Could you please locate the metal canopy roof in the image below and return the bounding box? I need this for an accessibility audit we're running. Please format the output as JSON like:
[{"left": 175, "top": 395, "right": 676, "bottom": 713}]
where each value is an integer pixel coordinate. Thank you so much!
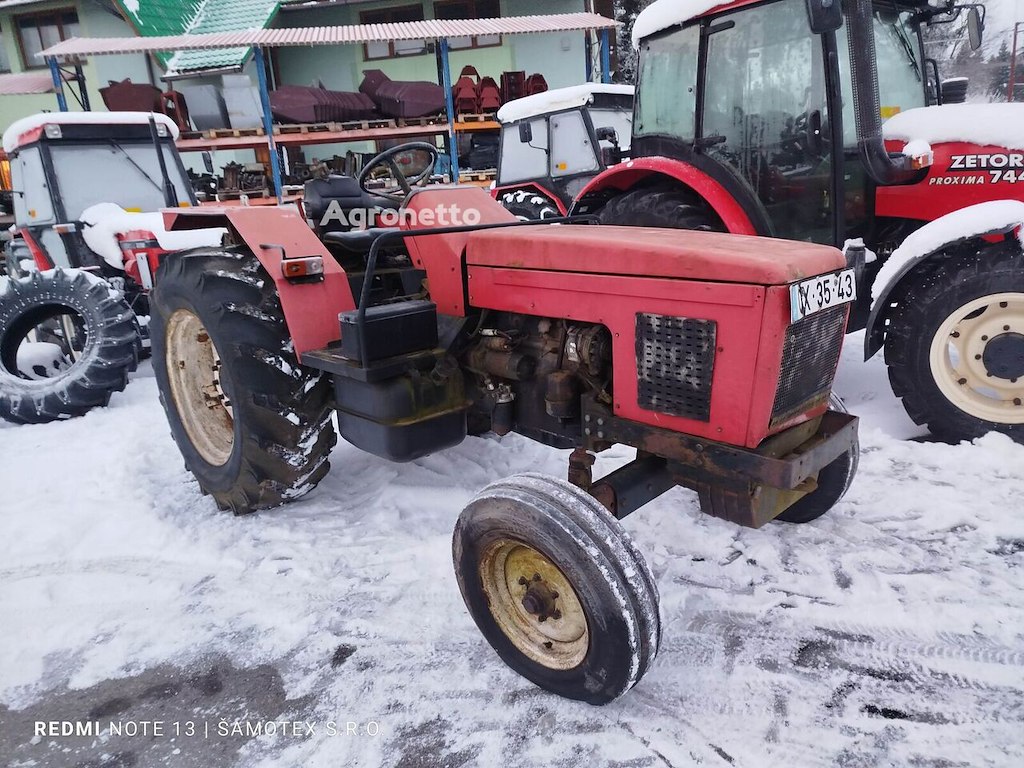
[
  {"left": 37, "top": 12, "right": 618, "bottom": 61},
  {"left": 0, "top": 71, "right": 57, "bottom": 96}
]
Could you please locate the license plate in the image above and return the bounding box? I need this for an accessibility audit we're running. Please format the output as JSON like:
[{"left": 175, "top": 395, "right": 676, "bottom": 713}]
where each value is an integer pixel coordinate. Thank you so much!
[{"left": 790, "top": 269, "right": 857, "bottom": 322}]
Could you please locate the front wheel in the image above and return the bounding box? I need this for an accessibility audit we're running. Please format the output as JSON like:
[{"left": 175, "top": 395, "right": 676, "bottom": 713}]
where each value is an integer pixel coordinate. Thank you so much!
[
  {"left": 454, "top": 474, "right": 661, "bottom": 704},
  {"left": 150, "top": 248, "right": 337, "bottom": 513},
  {"left": 885, "top": 244, "right": 1024, "bottom": 443}
]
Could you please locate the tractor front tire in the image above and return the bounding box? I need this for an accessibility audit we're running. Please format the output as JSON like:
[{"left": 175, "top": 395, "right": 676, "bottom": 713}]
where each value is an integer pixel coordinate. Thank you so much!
[
  {"left": 454, "top": 474, "right": 661, "bottom": 705},
  {"left": 884, "top": 243, "right": 1024, "bottom": 443},
  {"left": 150, "top": 248, "right": 337, "bottom": 514},
  {"left": 598, "top": 185, "right": 722, "bottom": 231},
  {"left": 0, "top": 269, "right": 138, "bottom": 424}
]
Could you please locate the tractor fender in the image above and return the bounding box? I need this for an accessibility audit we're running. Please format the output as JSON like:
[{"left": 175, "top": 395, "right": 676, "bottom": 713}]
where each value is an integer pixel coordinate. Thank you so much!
[
  {"left": 568, "top": 156, "right": 763, "bottom": 235},
  {"left": 864, "top": 200, "right": 1024, "bottom": 360},
  {"left": 162, "top": 206, "right": 355, "bottom": 357}
]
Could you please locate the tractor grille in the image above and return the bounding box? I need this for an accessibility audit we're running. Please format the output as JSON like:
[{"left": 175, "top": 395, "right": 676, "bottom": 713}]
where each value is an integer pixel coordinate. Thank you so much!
[
  {"left": 636, "top": 313, "right": 716, "bottom": 421},
  {"left": 771, "top": 306, "right": 847, "bottom": 426}
]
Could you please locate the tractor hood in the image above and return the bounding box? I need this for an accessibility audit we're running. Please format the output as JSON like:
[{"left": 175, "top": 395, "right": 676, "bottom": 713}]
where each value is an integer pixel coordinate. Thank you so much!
[
  {"left": 876, "top": 105, "right": 1024, "bottom": 223},
  {"left": 465, "top": 226, "right": 845, "bottom": 286},
  {"left": 882, "top": 104, "right": 1024, "bottom": 151}
]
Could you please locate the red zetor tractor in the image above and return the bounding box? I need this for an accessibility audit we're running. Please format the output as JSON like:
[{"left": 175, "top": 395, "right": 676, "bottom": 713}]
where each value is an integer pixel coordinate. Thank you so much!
[
  {"left": 0, "top": 112, "right": 221, "bottom": 424},
  {"left": 572, "top": 0, "right": 1024, "bottom": 443},
  {"left": 148, "top": 142, "right": 859, "bottom": 704},
  {"left": 492, "top": 83, "right": 634, "bottom": 219}
]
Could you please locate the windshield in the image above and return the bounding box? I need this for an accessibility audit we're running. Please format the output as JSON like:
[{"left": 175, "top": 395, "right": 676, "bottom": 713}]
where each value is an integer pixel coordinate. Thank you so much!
[
  {"left": 47, "top": 142, "right": 192, "bottom": 221},
  {"left": 635, "top": 24, "right": 700, "bottom": 140},
  {"left": 589, "top": 108, "right": 633, "bottom": 152},
  {"left": 837, "top": 7, "right": 926, "bottom": 147}
]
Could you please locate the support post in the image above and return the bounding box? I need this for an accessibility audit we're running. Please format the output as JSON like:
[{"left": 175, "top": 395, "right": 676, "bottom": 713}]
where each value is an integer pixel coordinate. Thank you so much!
[
  {"left": 47, "top": 57, "right": 68, "bottom": 112},
  {"left": 253, "top": 46, "right": 283, "bottom": 203},
  {"left": 438, "top": 37, "right": 460, "bottom": 183},
  {"left": 600, "top": 29, "right": 611, "bottom": 84},
  {"left": 1010, "top": 22, "right": 1021, "bottom": 103}
]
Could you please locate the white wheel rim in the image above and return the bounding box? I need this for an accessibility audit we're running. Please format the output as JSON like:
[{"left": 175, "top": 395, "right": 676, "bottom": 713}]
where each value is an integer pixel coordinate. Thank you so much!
[
  {"left": 928, "top": 292, "right": 1024, "bottom": 425},
  {"left": 479, "top": 539, "right": 589, "bottom": 670},
  {"left": 165, "top": 309, "right": 235, "bottom": 466}
]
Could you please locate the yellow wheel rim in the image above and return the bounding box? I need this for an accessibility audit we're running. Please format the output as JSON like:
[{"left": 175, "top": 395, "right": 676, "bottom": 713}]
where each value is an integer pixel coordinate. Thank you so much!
[
  {"left": 165, "top": 309, "right": 235, "bottom": 466},
  {"left": 478, "top": 539, "right": 589, "bottom": 670},
  {"left": 928, "top": 292, "right": 1024, "bottom": 425}
]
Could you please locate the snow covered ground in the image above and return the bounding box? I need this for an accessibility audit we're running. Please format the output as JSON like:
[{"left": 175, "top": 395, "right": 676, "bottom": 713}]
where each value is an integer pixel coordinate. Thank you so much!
[{"left": 1, "top": 331, "right": 1023, "bottom": 767}]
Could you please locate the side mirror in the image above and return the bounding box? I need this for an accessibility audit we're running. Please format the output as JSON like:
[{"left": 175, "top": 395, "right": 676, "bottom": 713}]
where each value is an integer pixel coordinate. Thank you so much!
[
  {"left": 967, "top": 7, "right": 983, "bottom": 51},
  {"left": 595, "top": 126, "right": 619, "bottom": 144},
  {"left": 805, "top": 0, "right": 843, "bottom": 34},
  {"left": 518, "top": 122, "right": 533, "bottom": 143},
  {"left": 202, "top": 151, "right": 214, "bottom": 174}
]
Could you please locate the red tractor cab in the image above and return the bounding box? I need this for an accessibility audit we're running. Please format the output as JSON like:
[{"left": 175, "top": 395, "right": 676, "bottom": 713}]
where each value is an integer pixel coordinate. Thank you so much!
[
  {"left": 493, "top": 83, "right": 633, "bottom": 218},
  {"left": 573, "top": 0, "right": 1024, "bottom": 444}
]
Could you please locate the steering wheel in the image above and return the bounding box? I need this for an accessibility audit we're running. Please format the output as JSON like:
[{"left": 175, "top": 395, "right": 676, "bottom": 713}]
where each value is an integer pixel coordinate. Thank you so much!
[{"left": 357, "top": 142, "right": 440, "bottom": 204}]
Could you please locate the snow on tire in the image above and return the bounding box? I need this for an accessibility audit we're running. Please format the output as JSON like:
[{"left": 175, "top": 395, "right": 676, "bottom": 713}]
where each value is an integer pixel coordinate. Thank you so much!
[
  {"left": 453, "top": 473, "right": 660, "bottom": 705},
  {"left": 0, "top": 268, "right": 138, "bottom": 424},
  {"left": 150, "top": 248, "right": 337, "bottom": 514}
]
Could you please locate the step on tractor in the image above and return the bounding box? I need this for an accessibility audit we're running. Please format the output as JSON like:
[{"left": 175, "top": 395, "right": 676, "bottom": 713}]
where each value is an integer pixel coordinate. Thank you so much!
[
  {"left": 493, "top": 83, "right": 634, "bottom": 219},
  {"left": 568, "top": 0, "right": 1024, "bottom": 444},
  {"left": 148, "top": 140, "right": 860, "bottom": 703},
  {"left": 0, "top": 112, "right": 221, "bottom": 424}
]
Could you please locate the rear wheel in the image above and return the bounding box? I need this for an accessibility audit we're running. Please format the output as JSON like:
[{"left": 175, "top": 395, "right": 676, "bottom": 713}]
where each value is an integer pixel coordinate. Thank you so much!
[
  {"left": 885, "top": 244, "right": 1024, "bottom": 443},
  {"left": 454, "top": 474, "right": 660, "bottom": 704},
  {"left": 499, "top": 190, "right": 561, "bottom": 221},
  {"left": 150, "top": 248, "right": 337, "bottom": 513},
  {"left": 598, "top": 185, "right": 722, "bottom": 231},
  {"left": 0, "top": 269, "right": 138, "bottom": 424}
]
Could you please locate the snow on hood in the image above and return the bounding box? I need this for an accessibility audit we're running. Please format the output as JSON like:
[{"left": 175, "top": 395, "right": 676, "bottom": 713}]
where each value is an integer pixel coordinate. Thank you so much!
[
  {"left": 632, "top": 0, "right": 730, "bottom": 47},
  {"left": 2, "top": 112, "right": 180, "bottom": 154},
  {"left": 497, "top": 84, "right": 634, "bottom": 124},
  {"left": 871, "top": 200, "right": 1024, "bottom": 303},
  {"left": 882, "top": 104, "right": 1024, "bottom": 151},
  {"left": 80, "top": 203, "right": 225, "bottom": 270}
]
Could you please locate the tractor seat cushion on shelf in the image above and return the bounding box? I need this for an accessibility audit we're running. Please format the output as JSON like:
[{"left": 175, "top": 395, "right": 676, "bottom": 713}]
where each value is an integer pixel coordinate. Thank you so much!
[{"left": 323, "top": 228, "right": 391, "bottom": 255}]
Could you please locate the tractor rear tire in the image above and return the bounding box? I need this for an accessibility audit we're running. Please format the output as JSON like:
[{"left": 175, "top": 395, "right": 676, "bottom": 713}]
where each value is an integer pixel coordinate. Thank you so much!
[
  {"left": 454, "top": 473, "right": 661, "bottom": 705},
  {"left": 884, "top": 243, "right": 1024, "bottom": 443},
  {"left": 0, "top": 269, "right": 138, "bottom": 424},
  {"left": 499, "top": 190, "right": 561, "bottom": 221},
  {"left": 150, "top": 248, "right": 337, "bottom": 514},
  {"left": 598, "top": 185, "right": 722, "bottom": 231}
]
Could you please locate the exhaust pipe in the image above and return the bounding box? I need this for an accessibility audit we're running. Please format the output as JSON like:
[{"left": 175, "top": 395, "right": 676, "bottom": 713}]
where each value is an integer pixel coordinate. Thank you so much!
[{"left": 844, "top": 0, "right": 926, "bottom": 186}]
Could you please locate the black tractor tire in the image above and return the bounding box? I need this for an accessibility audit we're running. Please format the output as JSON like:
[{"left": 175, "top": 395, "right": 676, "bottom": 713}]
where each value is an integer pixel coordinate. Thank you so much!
[
  {"left": 499, "top": 190, "right": 561, "bottom": 221},
  {"left": 884, "top": 243, "right": 1024, "bottom": 443},
  {"left": 776, "top": 397, "right": 859, "bottom": 523},
  {"left": 598, "top": 185, "right": 723, "bottom": 231},
  {"left": 0, "top": 269, "right": 138, "bottom": 424},
  {"left": 454, "top": 473, "right": 661, "bottom": 705},
  {"left": 150, "top": 248, "right": 337, "bottom": 514}
]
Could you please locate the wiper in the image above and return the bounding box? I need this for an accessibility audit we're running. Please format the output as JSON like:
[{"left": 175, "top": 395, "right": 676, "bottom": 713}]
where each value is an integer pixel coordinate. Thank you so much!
[
  {"left": 889, "top": 19, "right": 922, "bottom": 81},
  {"left": 106, "top": 140, "right": 165, "bottom": 194}
]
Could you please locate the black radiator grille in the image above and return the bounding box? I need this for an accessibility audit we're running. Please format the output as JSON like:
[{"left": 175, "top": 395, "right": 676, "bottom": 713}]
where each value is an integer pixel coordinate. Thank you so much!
[
  {"left": 771, "top": 306, "right": 847, "bottom": 426},
  {"left": 636, "top": 313, "right": 717, "bottom": 421}
]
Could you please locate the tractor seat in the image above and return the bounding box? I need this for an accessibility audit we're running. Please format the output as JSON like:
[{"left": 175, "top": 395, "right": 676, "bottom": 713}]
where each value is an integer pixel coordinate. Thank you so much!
[
  {"left": 322, "top": 227, "right": 390, "bottom": 255},
  {"left": 304, "top": 175, "right": 397, "bottom": 234}
]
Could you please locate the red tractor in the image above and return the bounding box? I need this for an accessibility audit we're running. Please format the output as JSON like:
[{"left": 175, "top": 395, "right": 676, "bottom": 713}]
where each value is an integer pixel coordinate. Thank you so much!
[
  {"left": 147, "top": 141, "right": 859, "bottom": 703},
  {"left": 572, "top": 0, "right": 1024, "bottom": 443}
]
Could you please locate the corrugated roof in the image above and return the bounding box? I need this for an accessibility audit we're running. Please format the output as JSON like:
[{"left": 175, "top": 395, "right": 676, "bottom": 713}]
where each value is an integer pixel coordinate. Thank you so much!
[
  {"left": 113, "top": 0, "right": 281, "bottom": 74},
  {"left": 39, "top": 13, "right": 619, "bottom": 61},
  {"left": 0, "top": 71, "right": 56, "bottom": 96}
]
